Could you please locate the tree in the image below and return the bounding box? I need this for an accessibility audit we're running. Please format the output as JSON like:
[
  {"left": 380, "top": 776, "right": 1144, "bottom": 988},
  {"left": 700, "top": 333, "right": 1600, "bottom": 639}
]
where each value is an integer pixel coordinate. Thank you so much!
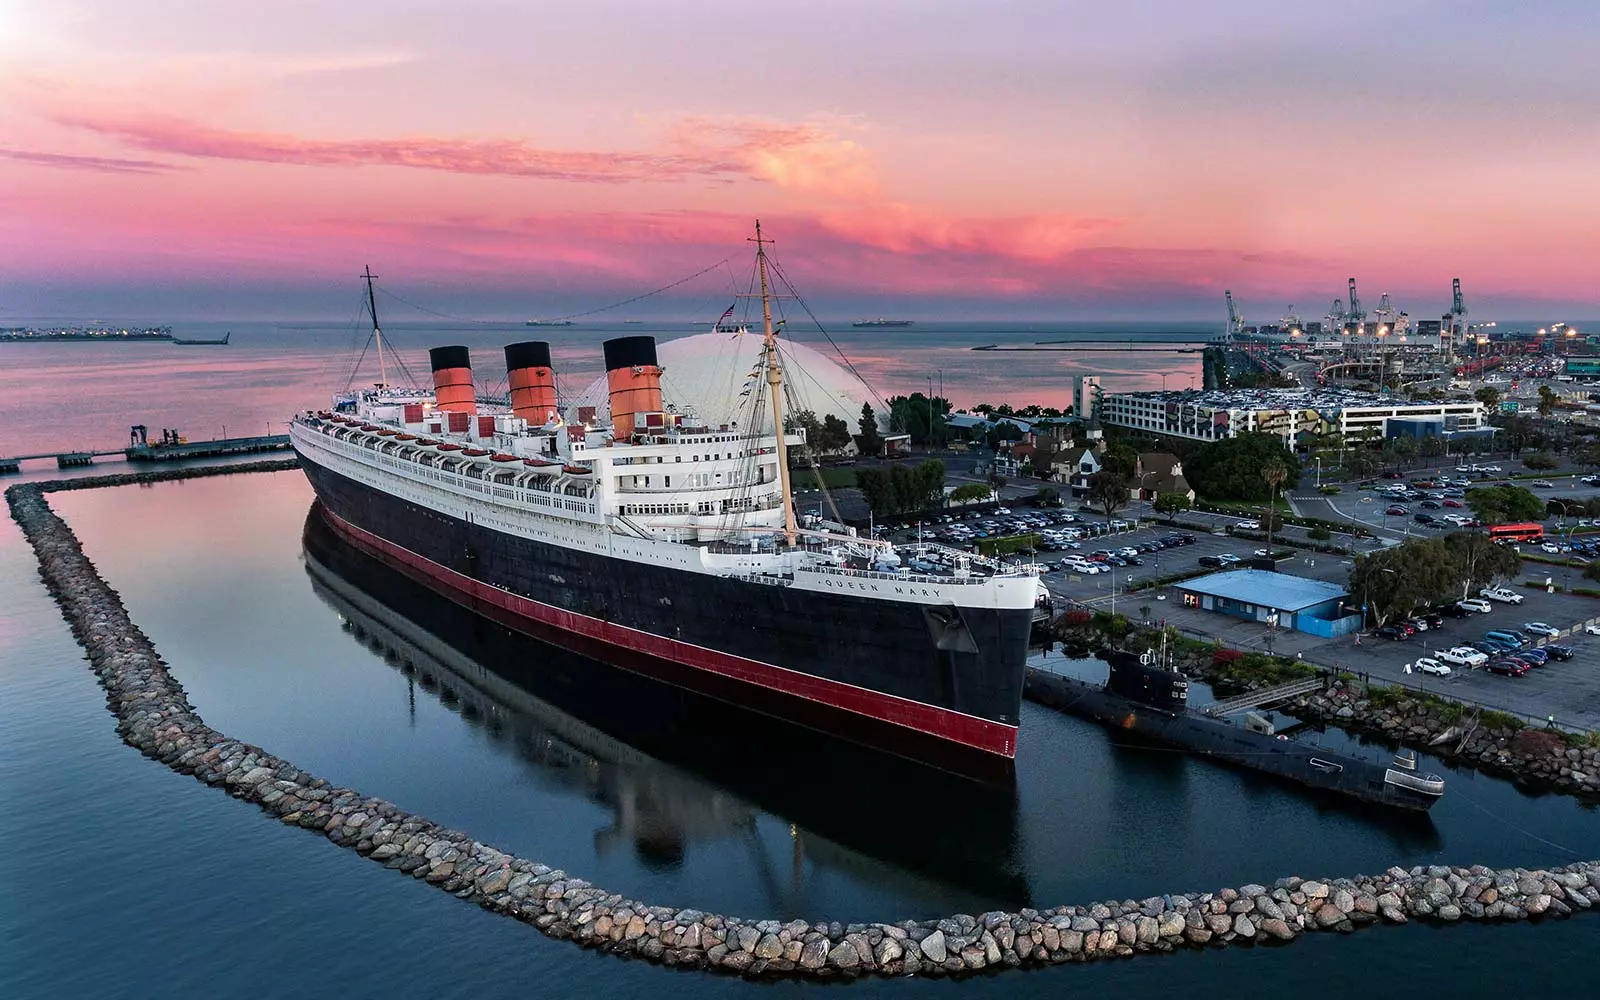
[
  {"left": 1101, "top": 440, "right": 1140, "bottom": 478},
  {"left": 1261, "top": 461, "right": 1288, "bottom": 555},
  {"left": 1152, "top": 492, "right": 1192, "bottom": 522},
  {"left": 1442, "top": 530, "right": 1521, "bottom": 599},
  {"left": 1419, "top": 434, "right": 1445, "bottom": 460},
  {"left": 818, "top": 414, "right": 852, "bottom": 454},
  {"left": 1465, "top": 485, "right": 1546, "bottom": 525},
  {"left": 1538, "top": 385, "right": 1558, "bottom": 418},
  {"left": 1349, "top": 540, "right": 1461, "bottom": 625},
  {"left": 949, "top": 483, "right": 993, "bottom": 504},
  {"left": 855, "top": 467, "right": 894, "bottom": 519},
  {"left": 1087, "top": 471, "right": 1129, "bottom": 520},
  {"left": 1475, "top": 386, "right": 1502, "bottom": 409},
  {"left": 1523, "top": 451, "right": 1559, "bottom": 471},
  {"left": 1185, "top": 433, "right": 1302, "bottom": 502},
  {"left": 886, "top": 392, "right": 951, "bottom": 447},
  {"left": 986, "top": 420, "right": 1025, "bottom": 451},
  {"left": 1032, "top": 486, "right": 1061, "bottom": 507},
  {"left": 856, "top": 403, "right": 882, "bottom": 456}
]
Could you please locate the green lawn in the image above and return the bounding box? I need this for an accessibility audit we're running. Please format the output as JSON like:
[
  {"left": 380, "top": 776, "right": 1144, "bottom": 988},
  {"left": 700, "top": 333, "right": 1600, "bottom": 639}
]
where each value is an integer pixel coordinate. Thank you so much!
[{"left": 795, "top": 465, "right": 858, "bottom": 490}]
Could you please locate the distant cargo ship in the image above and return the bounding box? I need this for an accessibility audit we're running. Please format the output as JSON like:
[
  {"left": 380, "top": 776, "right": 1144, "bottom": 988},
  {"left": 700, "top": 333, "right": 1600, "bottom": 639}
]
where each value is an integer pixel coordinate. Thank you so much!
[
  {"left": 525, "top": 319, "right": 574, "bottom": 327},
  {"left": 0, "top": 326, "right": 173, "bottom": 342},
  {"left": 172, "top": 332, "right": 231, "bottom": 346},
  {"left": 852, "top": 318, "right": 914, "bottom": 328}
]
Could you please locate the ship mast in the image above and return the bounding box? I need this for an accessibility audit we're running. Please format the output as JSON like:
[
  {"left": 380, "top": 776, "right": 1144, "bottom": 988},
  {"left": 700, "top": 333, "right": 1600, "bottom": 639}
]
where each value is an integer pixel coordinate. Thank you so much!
[
  {"left": 363, "top": 265, "right": 388, "bottom": 388},
  {"left": 751, "top": 221, "right": 798, "bottom": 546}
]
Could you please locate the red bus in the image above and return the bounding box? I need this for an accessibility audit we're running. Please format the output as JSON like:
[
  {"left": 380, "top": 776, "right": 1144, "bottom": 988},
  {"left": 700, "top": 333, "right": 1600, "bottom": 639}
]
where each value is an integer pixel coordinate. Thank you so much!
[{"left": 1488, "top": 522, "right": 1544, "bottom": 544}]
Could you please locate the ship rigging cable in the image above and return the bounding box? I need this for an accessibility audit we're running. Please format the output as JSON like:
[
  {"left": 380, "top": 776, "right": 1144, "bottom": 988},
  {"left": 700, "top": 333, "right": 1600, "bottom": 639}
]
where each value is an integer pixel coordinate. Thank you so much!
[{"left": 373, "top": 257, "right": 736, "bottom": 327}]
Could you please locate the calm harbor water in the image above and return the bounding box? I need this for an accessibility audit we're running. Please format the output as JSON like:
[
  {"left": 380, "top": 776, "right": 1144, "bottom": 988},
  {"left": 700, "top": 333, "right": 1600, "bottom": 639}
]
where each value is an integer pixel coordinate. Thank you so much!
[
  {"left": 0, "top": 318, "right": 1208, "bottom": 456},
  {"left": 3, "top": 469, "right": 1598, "bottom": 999},
  {"left": 2, "top": 323, "right": 1598, "bottom": 999}
]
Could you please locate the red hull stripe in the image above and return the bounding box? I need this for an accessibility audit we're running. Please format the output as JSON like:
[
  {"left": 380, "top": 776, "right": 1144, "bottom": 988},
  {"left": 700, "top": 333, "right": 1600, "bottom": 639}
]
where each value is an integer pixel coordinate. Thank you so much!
[{"left": 320, "top": 506, "right": 1017, "bottom": 758}]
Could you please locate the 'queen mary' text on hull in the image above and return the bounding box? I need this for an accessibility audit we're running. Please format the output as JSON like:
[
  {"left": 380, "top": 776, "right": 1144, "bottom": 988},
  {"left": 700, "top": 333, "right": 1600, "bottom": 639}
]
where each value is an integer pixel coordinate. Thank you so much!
[{"left": 290, "top": 227, "right": 1042, "bottom": 764}]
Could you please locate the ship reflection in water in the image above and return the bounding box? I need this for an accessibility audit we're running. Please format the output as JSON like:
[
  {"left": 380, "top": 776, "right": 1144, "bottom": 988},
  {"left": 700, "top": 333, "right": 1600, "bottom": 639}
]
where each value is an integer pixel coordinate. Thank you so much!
[{"left": 301, "top": 504, "right": 1030, "bottom": 908}]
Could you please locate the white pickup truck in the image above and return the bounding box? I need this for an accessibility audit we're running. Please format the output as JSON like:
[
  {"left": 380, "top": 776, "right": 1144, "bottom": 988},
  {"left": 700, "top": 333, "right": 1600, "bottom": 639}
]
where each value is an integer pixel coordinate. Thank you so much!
[
  {"left": 1479, "top": 587, "right": 1524, "bottom": 605},
  {"left": 1435, "top": 646, "right": 1488, "bottom": 668}
]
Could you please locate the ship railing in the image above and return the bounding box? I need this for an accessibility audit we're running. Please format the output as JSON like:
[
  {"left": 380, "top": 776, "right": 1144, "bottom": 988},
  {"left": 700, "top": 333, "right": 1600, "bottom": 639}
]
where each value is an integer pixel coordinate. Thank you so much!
[
  {"left": 305, "top": 427, "right": 602, "bottom": 521},
  {"left": 803, "top": 565, "right": 991, "bottom": 587},
  {"left": 1383, "top": 769, "right": 1446, "bottom": 795}
]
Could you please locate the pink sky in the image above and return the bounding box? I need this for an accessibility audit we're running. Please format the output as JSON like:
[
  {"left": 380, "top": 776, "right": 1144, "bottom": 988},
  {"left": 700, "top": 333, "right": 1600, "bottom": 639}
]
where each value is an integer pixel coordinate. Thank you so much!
[{"left": 2, "top": 0, "right": 1597, "bottom": 320}]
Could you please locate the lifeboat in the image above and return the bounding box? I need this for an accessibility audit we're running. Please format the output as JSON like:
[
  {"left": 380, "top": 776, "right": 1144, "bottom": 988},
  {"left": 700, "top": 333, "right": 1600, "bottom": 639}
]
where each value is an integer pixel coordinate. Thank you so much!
[
  {"left": 437, "top": 443, "right": 462, "bottom": 451},
  {"left": 562, "top": 465, "right": 592, "bottom": 476},
  {"left": 462, "top": 448, "right": 490, "bottom": 457},
  {"left": 417, "top": 439, "right": 441, "bottom": 447},
  {"left": 376, "top": 429, "right": 397, "bottom": 436},
  {"left": 490, "top": 453, "right": 518, "bottom": 462},
  {"left": 395, "top": 434, "right": 417, "bottom": 441},
  {"left": 359, "top": 424, "right": 379, "bottom": 432}
]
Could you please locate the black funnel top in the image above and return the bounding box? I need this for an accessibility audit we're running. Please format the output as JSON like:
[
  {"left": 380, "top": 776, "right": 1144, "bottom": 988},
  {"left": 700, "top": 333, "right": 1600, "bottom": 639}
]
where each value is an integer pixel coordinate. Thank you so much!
[
  {"left": 602, "top": 336, "right": 658, "bottom": 371},
  {"left": 504, "top": 341, "right": 553, "bottom": 370},
  {"left": 429, "top": 345, "right": 471, "bottom": 371}
]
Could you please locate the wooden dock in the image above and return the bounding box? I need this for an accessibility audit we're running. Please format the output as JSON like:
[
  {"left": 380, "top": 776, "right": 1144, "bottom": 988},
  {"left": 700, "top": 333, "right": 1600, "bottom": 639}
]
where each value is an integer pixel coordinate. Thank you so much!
[
  {"left": 2, "top": 434, "right": 291, "bottom": 473},
  {"left": 125, "top": 434, "right": 292, "bottom": 462}
]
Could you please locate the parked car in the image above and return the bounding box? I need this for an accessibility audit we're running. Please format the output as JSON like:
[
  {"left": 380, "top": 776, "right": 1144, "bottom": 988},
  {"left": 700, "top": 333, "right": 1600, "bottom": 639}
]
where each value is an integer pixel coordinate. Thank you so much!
[
  {"left": 1235, "top": 519, "right": 1261, "bottom": 530},
  {"left": 1405, "top": 617, "right": 1430, "bottom": 632},
  {"left": 1198, "top": 555, "right": 1225, "bottom": 568},
  {"left": 1414, "top": 513, "right": 1436, "bottom": 524},
  {"left": 1586, "top": 623, "right": 1600, "bottom": 636},
  {"left": 1479, "top": 587, "right": 1524, "bottom": 605},
  {"left": 1484, "top": 630, "right": 1525, "bottom": 649},
  {"left": 1485, "top": 658, "right": 1529, "bottom": 677},
  {"left": 1420, "top": 500, "right": 1442, "bottom": 510},
  {"left": 1458, "top": 598, "right": 1493, "bottom": 614},
  {"left": 1544, "top": 644, "right": 1576, "bottom": 661},
  {"left": 1524, "top": 622, "right": 1561, "bottom": 637},
  {"left": 1385, "top": 505, "right": 1409, "bottom": 515},
  {"left": 1437, "top": 646, "right": 1488, "bottom": 667},
  {"left": 1421, "top": 613, "right": 1445, "bottom": 629},
  {"left": 1436, "top": 603, "right": 1471, "bottom": 619},
  {"left": 1217, "top": 553, "right": 1243, "bottom": 565},
  {"left": 1375, "top": 625, "right": 1409, "bottom": 640},
  {"left": 1532, "top": 481, "right": 1556, "bottom": 489},
  {"left": 1415, "top": 658, "right": 1452, "bottom": 677},
  {"left": 1518, "top": 648, "right": 1550, "bottom": 666}
]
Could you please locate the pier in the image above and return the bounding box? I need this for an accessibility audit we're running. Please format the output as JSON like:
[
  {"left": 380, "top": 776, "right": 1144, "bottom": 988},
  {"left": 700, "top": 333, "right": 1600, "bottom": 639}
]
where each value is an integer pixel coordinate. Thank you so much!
[{"left": 1, "top": 433, "right": 291, "bottom": 474}]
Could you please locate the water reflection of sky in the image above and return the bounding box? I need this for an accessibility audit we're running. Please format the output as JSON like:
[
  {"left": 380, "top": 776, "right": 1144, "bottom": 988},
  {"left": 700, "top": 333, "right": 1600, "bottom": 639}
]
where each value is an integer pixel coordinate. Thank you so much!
[{"left": 42, "top": 474, "right": 1600, "bottom": 924}]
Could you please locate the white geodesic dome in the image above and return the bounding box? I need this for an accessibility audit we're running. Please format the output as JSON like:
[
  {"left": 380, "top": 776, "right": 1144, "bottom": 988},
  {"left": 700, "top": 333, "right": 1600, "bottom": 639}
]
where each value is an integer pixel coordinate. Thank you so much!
[{"left": 570, "top": 332, "right": 884, "bottom": 433}]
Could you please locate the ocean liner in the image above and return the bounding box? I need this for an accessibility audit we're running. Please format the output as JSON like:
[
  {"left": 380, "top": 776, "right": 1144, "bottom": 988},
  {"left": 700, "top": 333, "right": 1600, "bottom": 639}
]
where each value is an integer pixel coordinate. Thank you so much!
[{"left": 290, "top": 224, "right": 1045, "bottom": 765}]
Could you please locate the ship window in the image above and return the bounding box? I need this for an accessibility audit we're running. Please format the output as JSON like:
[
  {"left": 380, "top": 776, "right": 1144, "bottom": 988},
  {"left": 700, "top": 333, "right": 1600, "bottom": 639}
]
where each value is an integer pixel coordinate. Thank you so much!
[{"left": 664, "top": 476, "right": 671, "bottom": 487}]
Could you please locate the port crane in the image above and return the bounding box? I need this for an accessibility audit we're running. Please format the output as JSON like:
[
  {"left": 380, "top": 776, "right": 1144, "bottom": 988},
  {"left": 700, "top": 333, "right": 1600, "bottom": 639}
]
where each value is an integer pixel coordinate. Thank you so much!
[
  {"left": 1346, "top": 278, "right": 1365, "bottom": 332},
  {"left": 1224, "top": 290, "right": 1245, "bottom": 340},
  {"left": 1444, "top": 277, "right": 1468, "bottom": 358}
]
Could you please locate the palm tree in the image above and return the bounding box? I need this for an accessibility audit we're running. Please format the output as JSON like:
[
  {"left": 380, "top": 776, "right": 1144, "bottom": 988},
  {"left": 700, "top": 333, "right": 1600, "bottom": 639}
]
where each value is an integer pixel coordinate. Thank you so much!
[{"left": 1261, "top": 461, "right": 1287, "bottom": 558}]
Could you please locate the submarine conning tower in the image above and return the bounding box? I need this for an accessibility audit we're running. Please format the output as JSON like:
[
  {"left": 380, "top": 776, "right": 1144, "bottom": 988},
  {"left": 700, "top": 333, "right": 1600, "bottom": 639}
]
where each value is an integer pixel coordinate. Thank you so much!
[{"left": 1105, "top": 650, "right": 1189, "bottom": 712}]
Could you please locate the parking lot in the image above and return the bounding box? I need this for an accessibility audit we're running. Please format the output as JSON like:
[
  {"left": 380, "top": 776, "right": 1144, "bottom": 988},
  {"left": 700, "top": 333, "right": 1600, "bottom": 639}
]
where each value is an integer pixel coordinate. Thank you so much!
[
  {"left": 1150, "top": 577, "right": 1600, "bottom": 731},
  {"left": 1317, "top": 469, "right": 1600, "bottom": 542}
]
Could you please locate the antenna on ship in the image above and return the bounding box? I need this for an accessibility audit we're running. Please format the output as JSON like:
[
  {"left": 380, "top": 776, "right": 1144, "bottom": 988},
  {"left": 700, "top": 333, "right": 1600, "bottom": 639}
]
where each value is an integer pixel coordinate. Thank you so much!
[
  {"left": 750, "top": 220, "right": 799, "bottom": 546},
  {"left": 363, "top": 265, "right": 388, "bottom": 388}
]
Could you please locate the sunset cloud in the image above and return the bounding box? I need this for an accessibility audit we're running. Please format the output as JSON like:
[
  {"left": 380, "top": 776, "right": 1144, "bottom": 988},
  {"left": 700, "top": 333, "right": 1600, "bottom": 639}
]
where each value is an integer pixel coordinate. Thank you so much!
[
  {"left": 0, "top": 147, "right": 186, "bottom": 173},
  {"left": 47, "top": 111, "right": 880, "bottom": 193}
]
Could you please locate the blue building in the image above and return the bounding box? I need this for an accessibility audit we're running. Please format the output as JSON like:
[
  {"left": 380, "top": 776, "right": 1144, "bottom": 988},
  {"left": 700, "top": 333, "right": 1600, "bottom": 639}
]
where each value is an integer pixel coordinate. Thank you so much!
[{"left": 1176, "top": 569, "right": 1360, "bottom": 638}]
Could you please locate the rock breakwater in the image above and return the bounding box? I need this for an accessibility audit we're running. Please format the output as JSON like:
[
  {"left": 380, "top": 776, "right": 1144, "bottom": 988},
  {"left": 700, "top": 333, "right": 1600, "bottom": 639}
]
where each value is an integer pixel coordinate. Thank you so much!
[
  {"left": 1297, "top": 678, "right": 1600, "bottom": 798},
  {"left": 8, "top": 468, "right": 1600, "bottom": 979}
]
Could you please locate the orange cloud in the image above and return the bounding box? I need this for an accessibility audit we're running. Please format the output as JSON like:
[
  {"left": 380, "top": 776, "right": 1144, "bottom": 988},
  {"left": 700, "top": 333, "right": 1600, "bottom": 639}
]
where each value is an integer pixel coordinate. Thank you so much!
[{"left": 46, "top": 110, "right": 879, "bottom": 195}]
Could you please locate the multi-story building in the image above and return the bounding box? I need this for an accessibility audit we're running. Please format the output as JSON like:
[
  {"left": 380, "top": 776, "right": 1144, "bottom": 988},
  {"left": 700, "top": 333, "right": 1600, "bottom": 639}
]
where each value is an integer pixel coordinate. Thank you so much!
[{"left": 1100, "top": 387, "right": 1486, "bottom": 447}]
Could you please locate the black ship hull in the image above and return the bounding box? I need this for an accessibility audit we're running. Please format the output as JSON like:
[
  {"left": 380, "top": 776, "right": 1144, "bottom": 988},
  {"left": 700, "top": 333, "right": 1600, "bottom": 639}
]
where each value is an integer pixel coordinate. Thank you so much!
[
  {"left": 1025, "top": 669, "right": 1443, "bottom": 811},
  {"left": 302, "top": 508, "right": 1031, "bottom": 901},
  {"left": 295, "top": 450, "right": 1030, "bottom": 766}
]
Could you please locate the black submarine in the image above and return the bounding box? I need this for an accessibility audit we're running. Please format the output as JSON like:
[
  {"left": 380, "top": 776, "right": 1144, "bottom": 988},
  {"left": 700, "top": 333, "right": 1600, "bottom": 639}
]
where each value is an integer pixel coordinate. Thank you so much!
[{"left": 1025, "top": 647, "right": 1446, "bottom": 811}]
